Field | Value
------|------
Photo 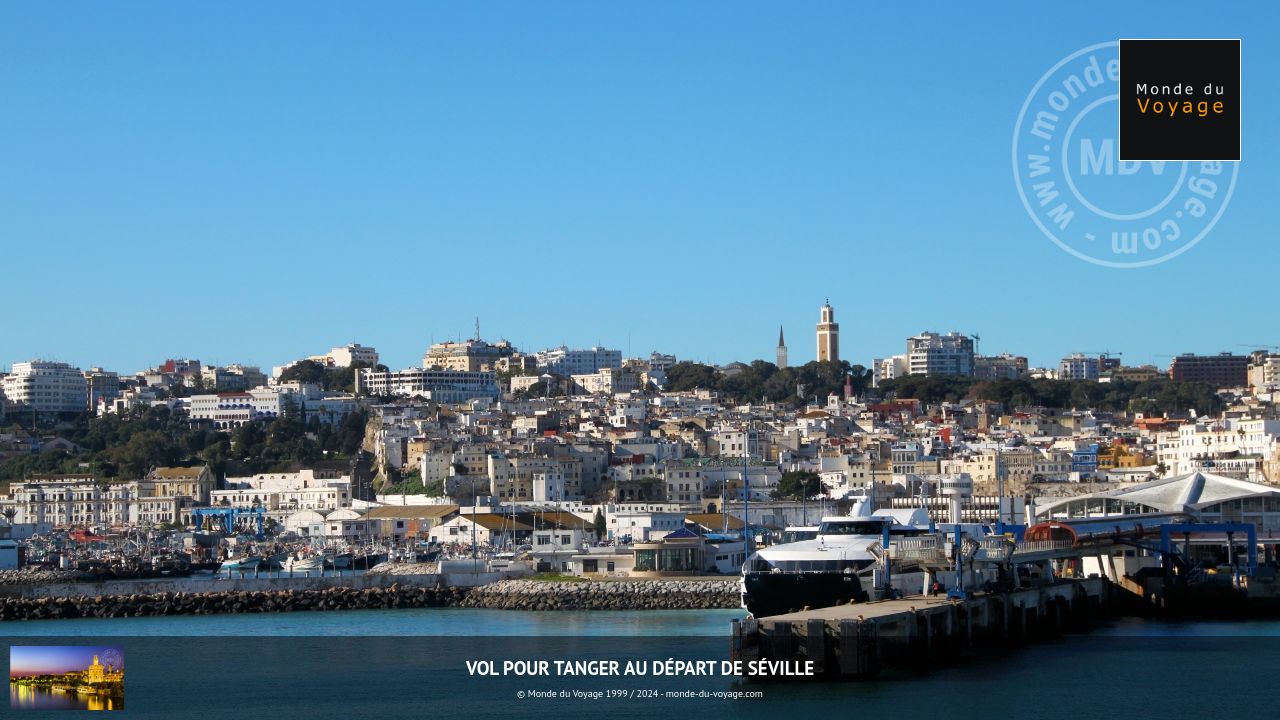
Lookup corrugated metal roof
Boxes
[364,504,460,519]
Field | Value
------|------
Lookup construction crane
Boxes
[1073,350,1123,360]
[1237,344,1280,351]
[970,333,981,356]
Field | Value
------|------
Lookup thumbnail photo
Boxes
[9,646,124,711]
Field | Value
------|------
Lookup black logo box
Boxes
[1119,39,1240,161]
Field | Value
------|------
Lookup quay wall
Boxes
[731,578,1113,679]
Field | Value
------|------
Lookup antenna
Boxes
[475,317,481,342]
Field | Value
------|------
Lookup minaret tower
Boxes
[776,326,788,370]
[816,299,840,363]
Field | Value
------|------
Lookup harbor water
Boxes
[4,608,1278,719]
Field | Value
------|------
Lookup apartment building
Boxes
[906,332,975,377]
[534,346,622,376]
[3,360,89,413]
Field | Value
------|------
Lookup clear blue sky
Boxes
[2,2,1275,373]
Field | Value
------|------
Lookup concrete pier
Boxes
[731,578,1111,679]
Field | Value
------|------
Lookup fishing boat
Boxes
[279,553,325,573]
[349,551,387,570]
[264,550,291,570]
[219,555,262,574]
[150,552,192,576]
[325,551,352,570]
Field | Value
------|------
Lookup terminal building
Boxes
[1034,470,1280,535]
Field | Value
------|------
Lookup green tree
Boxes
[593,508,607,537]
[771,471,825,500]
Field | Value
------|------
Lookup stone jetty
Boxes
[459,578,741,611]
[0,584,467,620]
[0,568,86,586]
[0,576,741,621]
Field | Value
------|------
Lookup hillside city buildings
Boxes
[6,307,1280,576]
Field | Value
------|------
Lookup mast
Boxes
[743,421,750,555]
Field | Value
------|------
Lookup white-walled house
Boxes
[428,514,534,547]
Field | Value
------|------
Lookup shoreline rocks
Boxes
[0,584,467,621]
[0,568,87,586]
[459,579,741,611]
[0,577,741,621]
[366,562,438,576]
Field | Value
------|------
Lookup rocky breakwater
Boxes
[459,578,741,611]
[0,584,468,621]
[0,568,86,586]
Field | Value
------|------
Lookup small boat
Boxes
[325,552,352,570]
[349,551,387,570]
[220,555,262,574]
[279,553,325,573]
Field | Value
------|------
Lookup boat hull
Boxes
[280,557,325,573]
[220,557,262,574]
[741,572,869,618]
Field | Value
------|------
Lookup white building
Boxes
[201,364,267,391]
[186,385,355,429]
[534,346,622,376]
[1058,353,1101,381]
[83,368,120,409]
[222,470,353,512]
[274,344,380,379]
[320,507,370,542]
[324,344,379,368]
[3,360,88,413]
[873,355,909,385]
[1249,353,1280,392]
[1164,418,1280,480]
[423,339,513,372]
[906,332,974,377]
[186,388,289,429]
[608,508,685,542]
[532,471,566,503]
[571,368,638,395]
[355,368,498,403]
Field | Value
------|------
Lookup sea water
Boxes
[3,609,1277,719]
